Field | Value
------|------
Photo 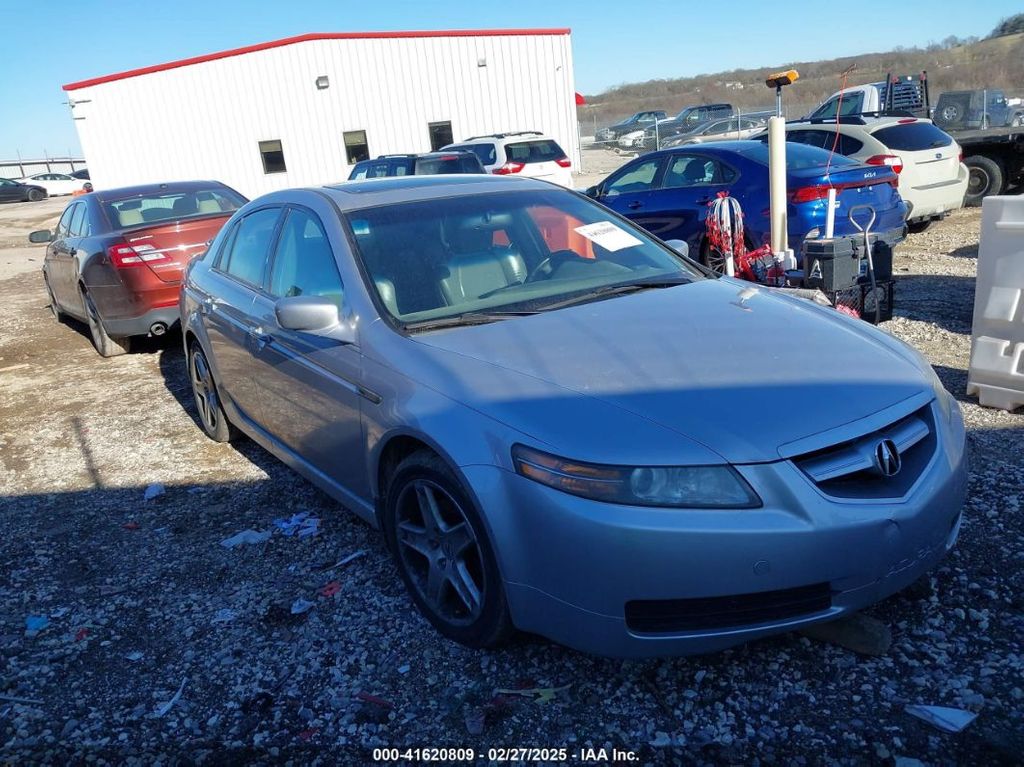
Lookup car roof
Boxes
[92,180,229,202]
[368,151,478,161]
[455,132,550,143]
[646,139,765,158]
[786,116,936,134]
[314,175,559,212]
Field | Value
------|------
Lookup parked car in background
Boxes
[442,132,573,187]
[595,111,667,142]
[660,114,772,148]
[933,89,1024,131]
[348,151,485,180]
[586,141,907,267]
[650,103,735,142]
[71,169,91,180]
[16,172,89,196]
[180,174,965,657]
[29,180,247,357]
[0,177,48,203]
[761,116,967,232]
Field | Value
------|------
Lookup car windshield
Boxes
[345,189,702,328]
[104,187,247,229]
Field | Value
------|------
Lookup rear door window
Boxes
[872,122,953,151]
[221,207,282,288]
[505,140,566,165]
[662,155,737,187]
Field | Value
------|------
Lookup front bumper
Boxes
[466,400,967,657]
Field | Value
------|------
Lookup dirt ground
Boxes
[0,189,1022,764]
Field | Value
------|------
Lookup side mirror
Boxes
[275,295,355,343]
[665,239,690,259]
[584,185,599,198]
[29,230,52,244]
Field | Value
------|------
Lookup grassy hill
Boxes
[581,32,1024,128]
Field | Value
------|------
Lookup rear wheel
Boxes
[80,286,131,357]
[188,342,235,442]
[26,188,44,202]
[964,155,1005,207]
[383,451,512,649]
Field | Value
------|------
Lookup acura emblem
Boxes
[875,439,902,477]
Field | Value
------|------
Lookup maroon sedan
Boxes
[31,181,247,356]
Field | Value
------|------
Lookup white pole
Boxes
[825,187,837,238]
[768,116,788,255]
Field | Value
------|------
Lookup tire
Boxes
[1012,114,1024,128]
[80,286,131,357]
[27,188,44,202]
[43,276,63,322]
[907,220,933,234]
[963,155,1005,207]
[187,341,236,442]
[383,450,513,649]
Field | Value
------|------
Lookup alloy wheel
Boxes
[190,349,220,433]
[394,479,485,625]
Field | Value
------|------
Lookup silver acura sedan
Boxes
[181,175,967,657]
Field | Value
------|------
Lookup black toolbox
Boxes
[803,238,860,291]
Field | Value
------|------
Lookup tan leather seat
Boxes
[118,208,144,227]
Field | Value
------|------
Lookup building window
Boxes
[428,121,454,151]
[259,140,287,174]
[344,131,370,164]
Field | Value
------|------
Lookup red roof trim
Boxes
[62,28,572,91]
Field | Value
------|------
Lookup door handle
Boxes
[627,201,643,210]
[250,326,274,347]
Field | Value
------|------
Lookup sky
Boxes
[0,0,1019,159]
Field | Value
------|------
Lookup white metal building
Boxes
[62,29,579,198]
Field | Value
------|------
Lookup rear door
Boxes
[248,206,368,498]
[204,206,283,425]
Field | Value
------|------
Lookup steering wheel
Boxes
[526,249,589,282]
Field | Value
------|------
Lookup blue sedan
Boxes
[181,175,964,657]
[587,140,908,266]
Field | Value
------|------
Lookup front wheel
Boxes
[383,451,512,649]
[80,286,131,357]
[188,342,236,442]
[907,220,933,234]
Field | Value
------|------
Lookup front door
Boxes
[48,202,85,313]
[641,153,737,247]
[249,206,368,500]
[596,156,666,230]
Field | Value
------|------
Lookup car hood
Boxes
[409,279,931,464]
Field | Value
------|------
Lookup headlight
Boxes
[512,445,761,508]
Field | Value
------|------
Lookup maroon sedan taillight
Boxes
[107,242,171,268]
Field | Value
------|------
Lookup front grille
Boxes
[792,404,937,499]
[625,583,831,634]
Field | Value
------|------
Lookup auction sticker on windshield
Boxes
[574,221,643,252]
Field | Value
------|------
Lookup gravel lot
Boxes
[1,191,1022,764]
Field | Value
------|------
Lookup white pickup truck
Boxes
[807,74,929,120]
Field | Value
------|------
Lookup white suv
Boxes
[443,132,573,188]
[771,116,968,232]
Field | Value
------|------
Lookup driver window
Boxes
[55,206,75,237]
[605,159,661,195]
[269,208,344,309]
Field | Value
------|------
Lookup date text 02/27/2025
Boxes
[372,746,640,762]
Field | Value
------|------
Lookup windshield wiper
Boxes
[534,277,692,312]
[404,310,539,332]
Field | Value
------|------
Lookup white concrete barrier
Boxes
[966,196,1024,411]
